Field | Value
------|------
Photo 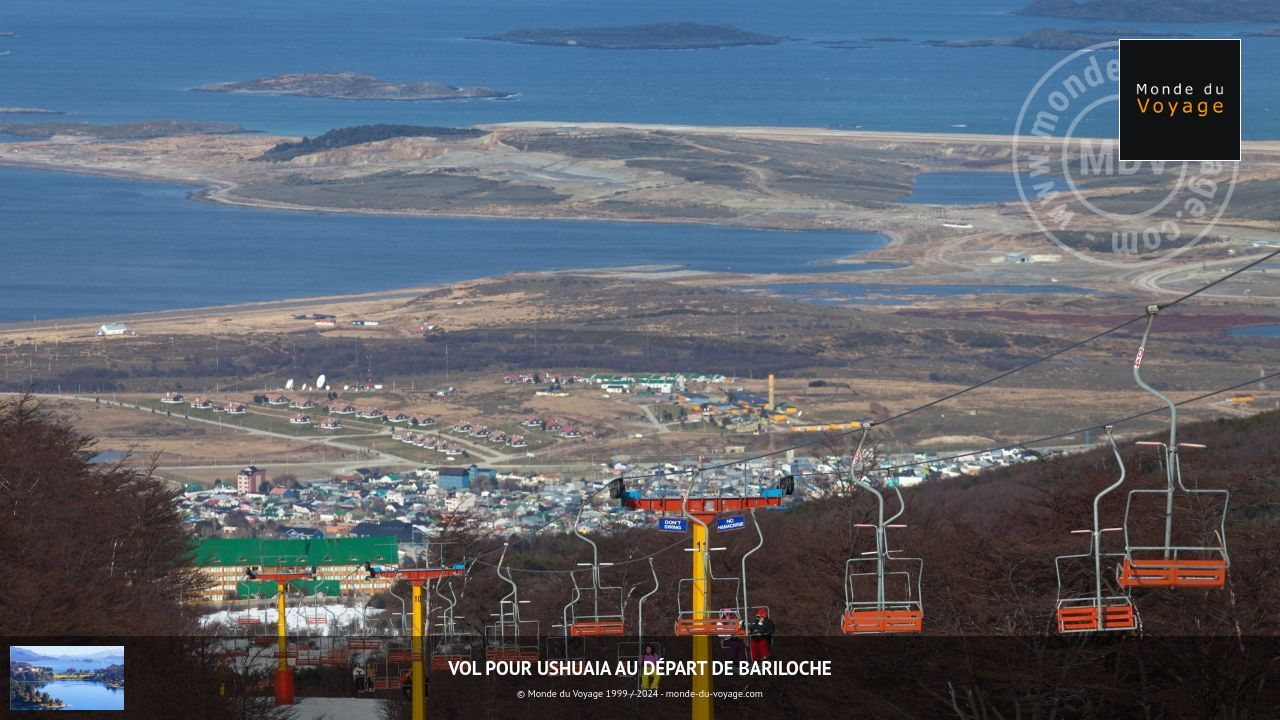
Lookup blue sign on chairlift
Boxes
[657,517,688,533]
[717,515,745,532]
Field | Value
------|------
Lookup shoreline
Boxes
[0,156,887,235]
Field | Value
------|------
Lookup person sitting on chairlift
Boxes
[365,562,382,579]
[748,608,774,661]
[352,664,367,695]
[244,566,257,580]
[641,644,662,690]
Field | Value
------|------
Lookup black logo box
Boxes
[1119,38,1241,162]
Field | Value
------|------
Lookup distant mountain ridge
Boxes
[476,22,785,50]
[10,647,123,664]
[1018,0,1280,22]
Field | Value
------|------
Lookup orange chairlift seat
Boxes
[1118,307,1229,590]
[484,543,542,662]
[371,676,402,690]
[561,503,627,641]
[302,588,334,625]
[841,427,924,635]
[387,648,417,663]
[1053,427,1138,634]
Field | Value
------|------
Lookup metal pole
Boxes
[274,581,294,704]
[690,520,713,720]
[412,583,425,720]
[1094,428,1126,612]
[1132,307,1176,558]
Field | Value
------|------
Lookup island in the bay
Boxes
[197,72,513,101]
[475,22,785,50]
[924,28,1099,50]
[0,107,64,115]
[1017,0,1280,22]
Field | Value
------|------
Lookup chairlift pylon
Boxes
[1119,306,1230,590]
[1054,426,1139,633]
[841,427,924,635]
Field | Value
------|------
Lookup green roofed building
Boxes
[194,536,399,604]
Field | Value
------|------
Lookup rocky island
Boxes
[0,107,65,115]
[925,28,1098,50]
[475,22,785,50]
[197,72,513,101]
[1017,0,1280,22]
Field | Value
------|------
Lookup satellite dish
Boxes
[301,383,309,391]
[285,378,294,390]
[316,373,327,389]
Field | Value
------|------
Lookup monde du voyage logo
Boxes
[1013,39,1240,268]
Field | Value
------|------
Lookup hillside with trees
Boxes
[2,395,1276,717]
[256,124,488,162]
[0,395,294,720]
[400,408,1279,718]
[9,662,62,709]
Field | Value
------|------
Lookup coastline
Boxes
[0,154,895,235]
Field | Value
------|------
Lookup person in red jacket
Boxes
[748,608,774,661]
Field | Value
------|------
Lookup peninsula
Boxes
[197,72,513,101]
[0,119,246,139]
[475,22,785,50]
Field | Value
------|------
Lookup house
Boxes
[350,520,415,543]
[437,464,497,491]
[160,392,184,404]
[437,466,471,491]
[728,390,769,408]
[236,466,267,494]
[275,525,324,540]
[95,322,129,336]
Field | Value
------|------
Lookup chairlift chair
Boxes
[675,489,745,637]
[303,588,330,626]
[484,544,541,662]
[673,474,777,637]
[1054,427,1139,633]
[617,558,664,669]
[431,580,475,670]
[1119,307,1229,590]
[564,503,626,638]
[841,427,925,635]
